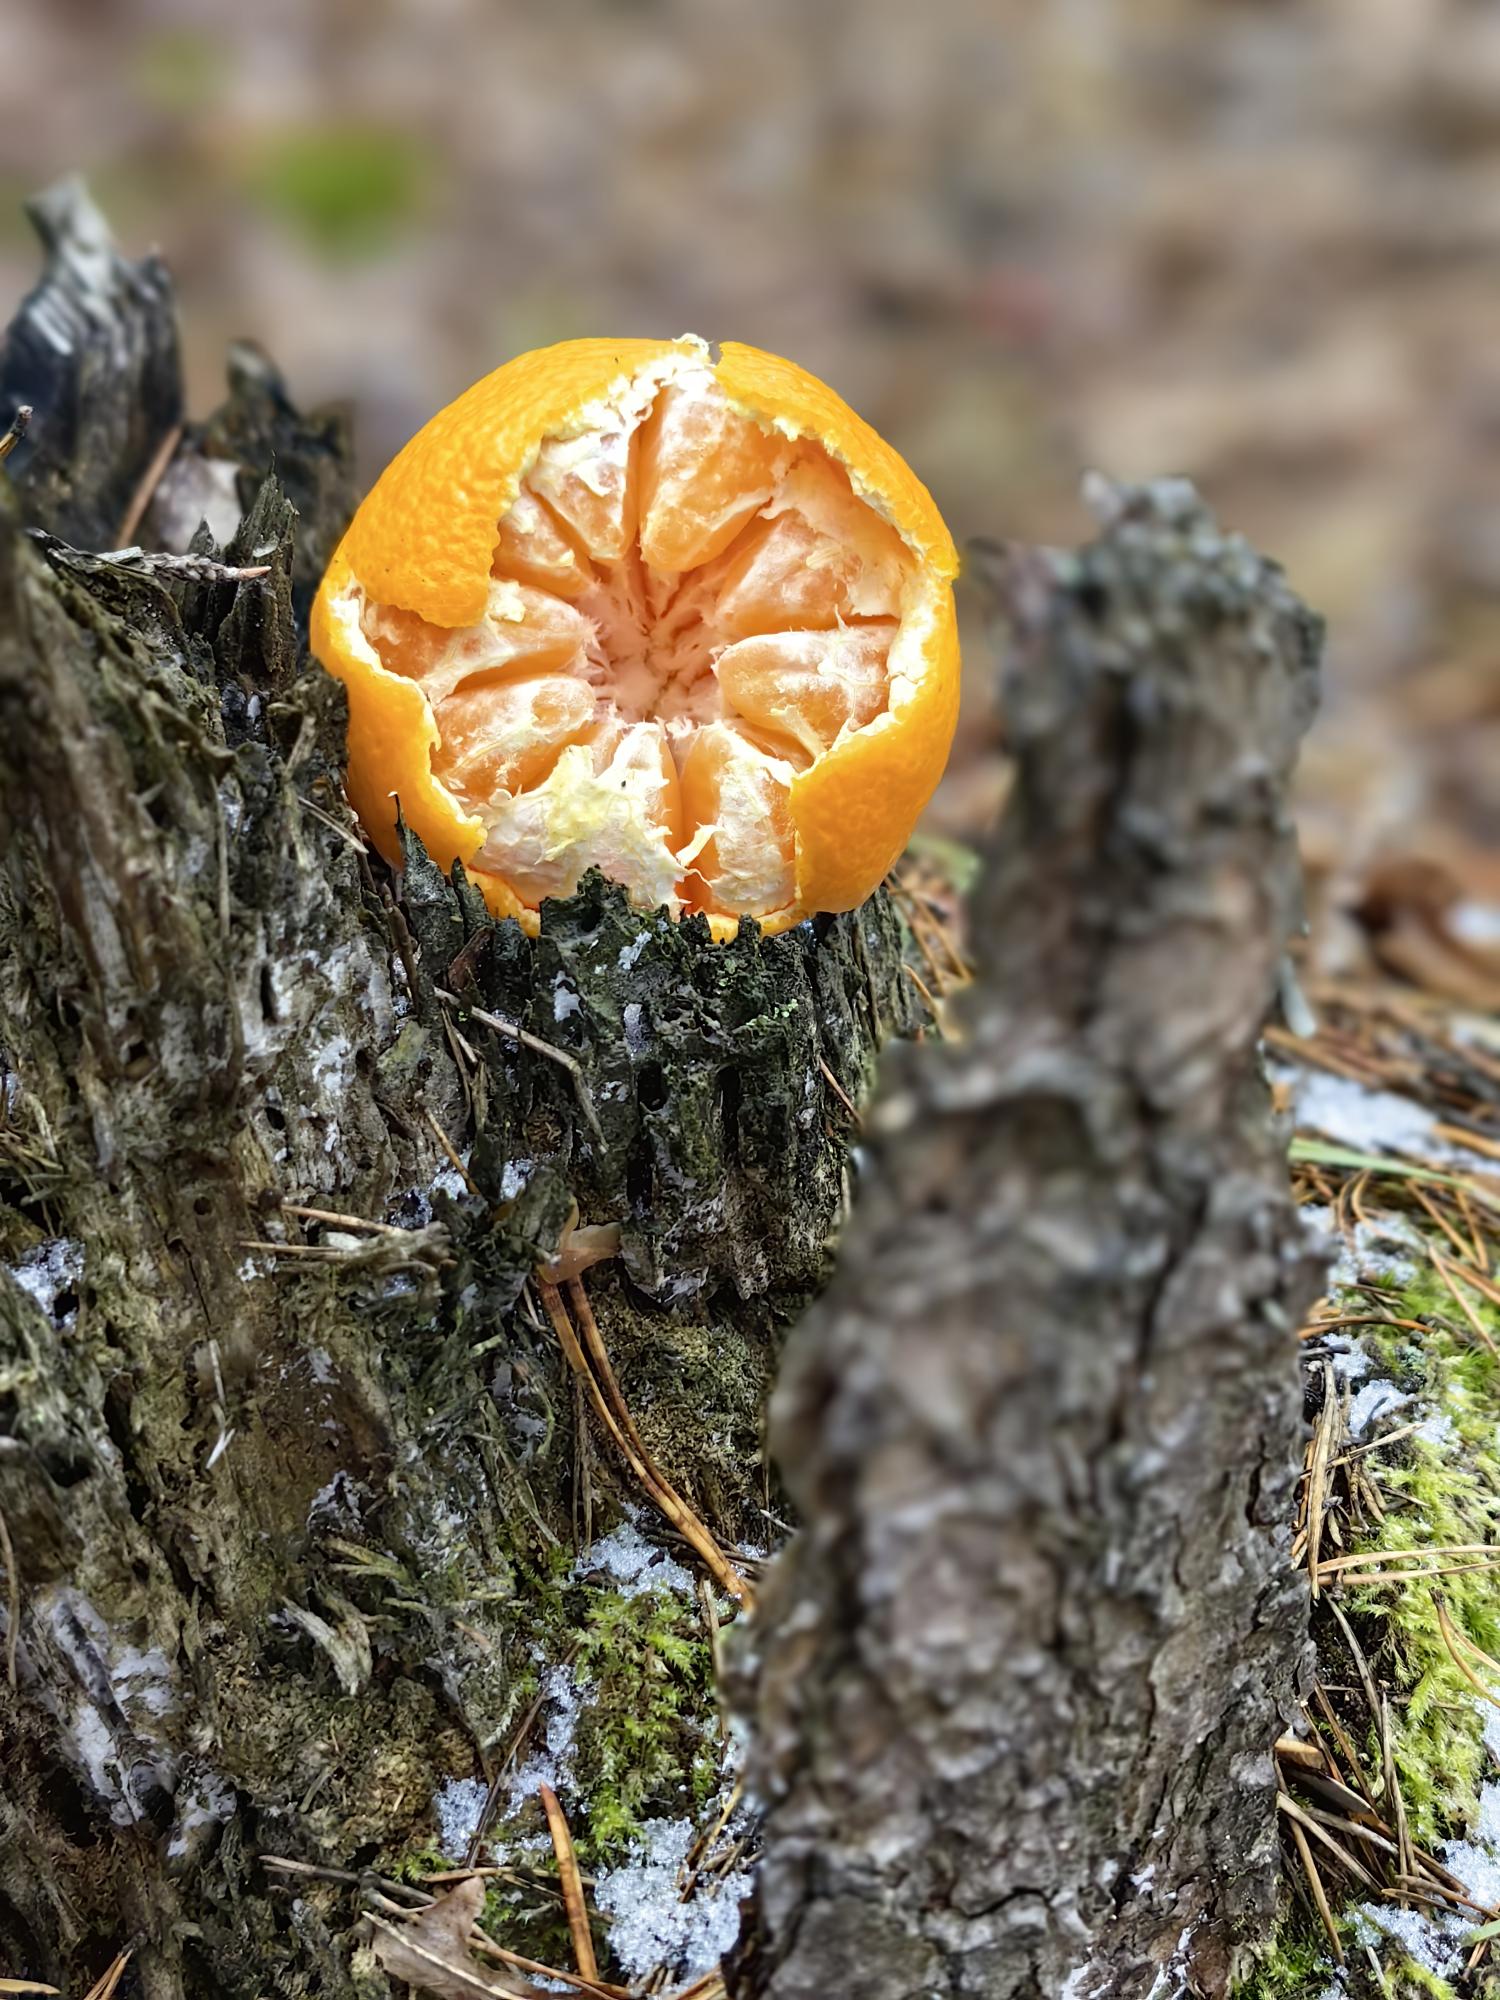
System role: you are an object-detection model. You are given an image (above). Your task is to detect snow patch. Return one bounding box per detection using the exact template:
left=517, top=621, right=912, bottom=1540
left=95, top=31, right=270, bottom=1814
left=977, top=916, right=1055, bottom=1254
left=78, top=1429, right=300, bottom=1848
left=434, top=1776, right=490, bottom=1859
left=578, top=1516, right=694, bottom=1599
left=1347, top=1378, right=1413, bottom=1437
left=1060, top=1967, right=1109, bottom=2000
left=501, top=1661, right=582, bottom=1814
left=1356, top=1776, right=1500, bottom=1977
left=1143, top=1926, right=1195, bottom=2000
left=594, top=1814, right=752, bottom=1982
left=1279, top=1063, right=1499, bottom=1175
left=1329, top=1344, right=1374, bottom=1383
left=7, top=1238, right=84, bottom=1323
left=430, top=1164, right=470, bottom=1202
left=307, top=1471, right=364, bottom=1529
left=435, top=1662, right=584, bottom=1860
left=1298, top=1204, right=1420, bottom=1290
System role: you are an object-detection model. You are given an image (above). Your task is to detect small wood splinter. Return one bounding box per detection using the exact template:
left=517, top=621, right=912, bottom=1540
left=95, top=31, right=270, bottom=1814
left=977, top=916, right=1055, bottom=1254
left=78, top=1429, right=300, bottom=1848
left=0, top=403, right=31, bottom=464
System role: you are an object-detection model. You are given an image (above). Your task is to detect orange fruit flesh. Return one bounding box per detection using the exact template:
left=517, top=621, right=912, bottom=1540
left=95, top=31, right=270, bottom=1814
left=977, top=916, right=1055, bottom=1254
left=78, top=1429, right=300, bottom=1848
left=322, top=345, right=951, bottom=930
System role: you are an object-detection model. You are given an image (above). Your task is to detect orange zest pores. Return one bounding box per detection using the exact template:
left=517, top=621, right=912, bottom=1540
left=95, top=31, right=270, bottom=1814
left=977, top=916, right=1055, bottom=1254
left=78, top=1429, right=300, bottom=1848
left=310, top=335, right=959, bottom=939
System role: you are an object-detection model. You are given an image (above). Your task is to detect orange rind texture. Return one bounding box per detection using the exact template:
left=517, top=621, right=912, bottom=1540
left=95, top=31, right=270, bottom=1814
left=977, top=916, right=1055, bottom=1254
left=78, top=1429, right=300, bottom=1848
left=311, top=335, right=960, bottom=939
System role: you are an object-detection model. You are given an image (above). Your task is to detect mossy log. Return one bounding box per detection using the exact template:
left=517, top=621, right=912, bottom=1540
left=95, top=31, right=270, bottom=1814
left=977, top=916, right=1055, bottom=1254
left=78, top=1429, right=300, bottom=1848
left=0, top=184, right=920, bottom=1996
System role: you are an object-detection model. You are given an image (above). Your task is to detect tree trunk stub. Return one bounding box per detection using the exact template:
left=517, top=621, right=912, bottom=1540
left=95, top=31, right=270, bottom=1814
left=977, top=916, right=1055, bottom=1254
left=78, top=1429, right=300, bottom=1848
left=0, top=185, right=920, bottom=1996
left=741, top=496, right=1326, bottom=2000
left=0, top=184, right=1325, bottom=2000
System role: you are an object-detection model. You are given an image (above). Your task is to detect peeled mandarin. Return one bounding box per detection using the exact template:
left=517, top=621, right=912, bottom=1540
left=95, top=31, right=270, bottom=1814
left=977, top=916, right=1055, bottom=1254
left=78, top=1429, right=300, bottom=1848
left=311, top=334, right=959, bottom=938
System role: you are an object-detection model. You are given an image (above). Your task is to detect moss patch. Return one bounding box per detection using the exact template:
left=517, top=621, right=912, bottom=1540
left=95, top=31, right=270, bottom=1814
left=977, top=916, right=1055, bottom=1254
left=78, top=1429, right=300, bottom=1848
left=1236, top=1191, right=1500, bottom=1999
left=570, top=1584, right=716, bottom=1860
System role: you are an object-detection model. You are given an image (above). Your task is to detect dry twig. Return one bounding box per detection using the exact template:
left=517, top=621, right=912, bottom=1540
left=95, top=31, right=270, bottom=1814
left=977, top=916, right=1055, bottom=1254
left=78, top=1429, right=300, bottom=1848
left=540, top=1278, right=750, bottom=1605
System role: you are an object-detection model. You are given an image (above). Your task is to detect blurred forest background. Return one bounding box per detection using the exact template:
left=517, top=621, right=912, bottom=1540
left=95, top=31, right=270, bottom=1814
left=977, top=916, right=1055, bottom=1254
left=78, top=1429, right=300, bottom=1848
left=1, top=0, right=1496, bottom=965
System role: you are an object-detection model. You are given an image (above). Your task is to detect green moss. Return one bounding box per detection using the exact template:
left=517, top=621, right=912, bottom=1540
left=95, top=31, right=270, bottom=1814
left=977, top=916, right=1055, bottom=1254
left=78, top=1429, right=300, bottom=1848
left=479, top=1874, right=582, bottom=1978
left=1230, top=1915, right=1334, bottom=1996
left=1388, top=1956, right=1459, bottom=1998
left=570, top=1584, right=714, bottom=1861
left=392, top=1844, right=454, bottom=1882
left=1342, top=1272, right=1500, bottom=1851
left=1241, top=1210, right=1500, bottom=1994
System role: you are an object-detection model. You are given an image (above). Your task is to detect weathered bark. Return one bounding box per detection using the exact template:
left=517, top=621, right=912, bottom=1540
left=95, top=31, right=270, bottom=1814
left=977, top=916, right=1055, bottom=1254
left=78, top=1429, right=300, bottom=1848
left=0, top=185, right=918, bottom=1996
left=742, top=488, right=1326, bottom=2000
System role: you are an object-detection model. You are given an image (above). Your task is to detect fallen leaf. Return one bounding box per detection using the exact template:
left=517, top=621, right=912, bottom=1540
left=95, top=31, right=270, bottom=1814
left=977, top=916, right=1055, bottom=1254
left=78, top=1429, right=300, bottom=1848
left=369, top=1879, right=545, bottom=1999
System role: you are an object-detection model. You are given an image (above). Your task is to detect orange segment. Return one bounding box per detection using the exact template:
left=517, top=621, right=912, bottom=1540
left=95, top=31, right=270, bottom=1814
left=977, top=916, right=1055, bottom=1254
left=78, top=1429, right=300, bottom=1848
left=638, top=375, right=788, bottom=573
left=366, top=580, right=592, bottom=704
left=711, top=454, right=909, bottom=639
left=789, top=587, right=961, bottom=915
left=312, top=333, right=960, bottom=937
left=528, top=417, right=641, bottom=563
left=680, top=723, right=795, bottom=921
left=492, top=487, right=597, bottom=598
left=710, top=513, right=847, bottom=639
left=714, top=625, right=895, bottom=762
left=433, top=672, right=599, bottom=810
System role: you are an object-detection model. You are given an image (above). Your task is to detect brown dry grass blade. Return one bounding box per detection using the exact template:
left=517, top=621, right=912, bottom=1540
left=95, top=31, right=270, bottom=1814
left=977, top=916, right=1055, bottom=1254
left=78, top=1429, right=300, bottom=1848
left=539, top=1782, right=600, bottom=1983
left=80, top=1951, right=133, bottom=2000
left=1288, top=1816, right=1344, bottom=1965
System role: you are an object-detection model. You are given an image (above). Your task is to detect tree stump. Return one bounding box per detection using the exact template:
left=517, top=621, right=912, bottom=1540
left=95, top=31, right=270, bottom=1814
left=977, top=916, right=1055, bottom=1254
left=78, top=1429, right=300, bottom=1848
left=742, top=490, right=1327, bottom=2000
left=0, top=183, right=920, bottom=1996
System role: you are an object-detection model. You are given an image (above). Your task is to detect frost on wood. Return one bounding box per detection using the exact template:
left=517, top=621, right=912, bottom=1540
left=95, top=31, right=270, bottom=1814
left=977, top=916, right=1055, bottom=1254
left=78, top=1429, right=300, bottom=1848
left=0, top=184, right=916, bottom=1995
left=741, top=485, right=1328, bottom=2000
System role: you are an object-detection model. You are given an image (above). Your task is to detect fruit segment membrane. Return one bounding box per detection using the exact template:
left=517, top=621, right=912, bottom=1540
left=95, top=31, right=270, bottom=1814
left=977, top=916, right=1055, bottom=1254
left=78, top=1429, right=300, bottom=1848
left=355, top=354, right=917, bottom=923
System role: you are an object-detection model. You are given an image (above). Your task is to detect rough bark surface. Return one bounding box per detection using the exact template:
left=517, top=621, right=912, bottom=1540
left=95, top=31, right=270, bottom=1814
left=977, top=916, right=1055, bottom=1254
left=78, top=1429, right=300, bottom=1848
left=0, top=186, right=918, bottom=1996
left=742, top=487, right=1327, bottom=2000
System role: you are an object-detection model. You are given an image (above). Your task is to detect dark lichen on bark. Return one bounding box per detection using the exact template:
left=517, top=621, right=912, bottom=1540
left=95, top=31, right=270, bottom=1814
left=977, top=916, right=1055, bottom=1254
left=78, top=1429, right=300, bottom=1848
left=0, top=184, right=919, bottom=1995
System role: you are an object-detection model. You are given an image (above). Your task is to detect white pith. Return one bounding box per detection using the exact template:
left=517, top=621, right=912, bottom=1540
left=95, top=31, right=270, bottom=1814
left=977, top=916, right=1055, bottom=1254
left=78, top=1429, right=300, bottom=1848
left=349, top=346, right=925, bottom=922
